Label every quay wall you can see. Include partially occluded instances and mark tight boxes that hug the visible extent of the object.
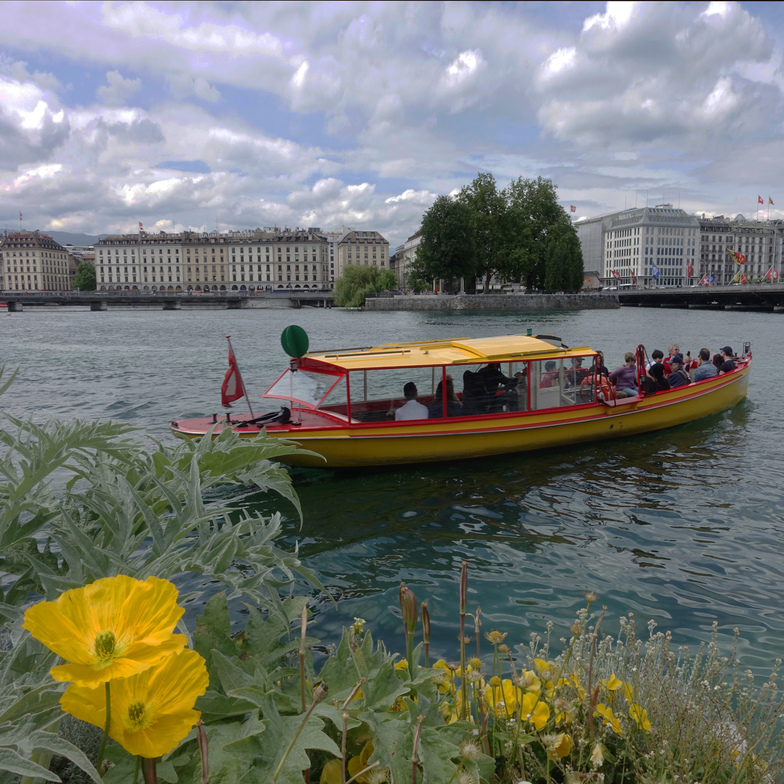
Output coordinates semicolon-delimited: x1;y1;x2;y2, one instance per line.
364;293;619;311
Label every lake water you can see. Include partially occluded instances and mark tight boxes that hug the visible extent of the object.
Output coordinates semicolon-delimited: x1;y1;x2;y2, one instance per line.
2;304;783;671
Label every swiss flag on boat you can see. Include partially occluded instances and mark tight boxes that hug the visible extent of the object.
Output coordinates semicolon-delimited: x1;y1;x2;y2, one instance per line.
221;348;244;408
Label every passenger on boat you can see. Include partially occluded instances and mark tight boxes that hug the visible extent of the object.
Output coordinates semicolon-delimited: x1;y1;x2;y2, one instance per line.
645;349;664;371
428;376;462;418
692;348;718;382
712;353;724;372
588;351;610;377
609;352;638;398
565;357;588;387
476;362;517;412
643;362;670;394
540;360;559;388
666;355;691;387
662;344;680;374
718;346;736;373
395;382;429;421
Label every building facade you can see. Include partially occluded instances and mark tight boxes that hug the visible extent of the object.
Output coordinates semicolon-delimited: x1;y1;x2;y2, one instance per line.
334;230;390;280
94;228;331;292
698;216;783;284
392;229;422;290
0;230;72;292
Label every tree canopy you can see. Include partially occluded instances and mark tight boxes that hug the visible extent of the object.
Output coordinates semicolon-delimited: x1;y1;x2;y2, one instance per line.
333;264;396;307
71;260;96;291
414;172;584;294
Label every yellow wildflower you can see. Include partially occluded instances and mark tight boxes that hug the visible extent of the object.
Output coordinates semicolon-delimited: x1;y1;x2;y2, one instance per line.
484;678;519;719
347;741;376;783
320;759;343;783
594;703;623;736
468;657;482;670
23;575;186;687
602;673;623;692
629;703;652;731
514;669;541;695
623;682;634;702
485;630;507;645
521;691;550;731
61;647;208;758
590;742;605;766
544;732;573;760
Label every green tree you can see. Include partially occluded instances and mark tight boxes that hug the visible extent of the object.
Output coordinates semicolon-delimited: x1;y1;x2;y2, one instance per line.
72;261;97;291
408;196;477;293
504;176;573;291
333;264;396;307
544;221;585;293
457;172;507;293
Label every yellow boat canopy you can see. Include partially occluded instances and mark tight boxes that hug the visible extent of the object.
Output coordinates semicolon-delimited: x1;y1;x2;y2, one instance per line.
302;334;596;371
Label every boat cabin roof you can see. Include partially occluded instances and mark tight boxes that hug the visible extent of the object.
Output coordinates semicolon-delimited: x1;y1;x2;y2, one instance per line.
300;334;595;372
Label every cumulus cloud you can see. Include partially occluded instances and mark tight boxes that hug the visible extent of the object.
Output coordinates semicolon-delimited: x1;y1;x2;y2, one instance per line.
166;72;221;102
96;70;142;106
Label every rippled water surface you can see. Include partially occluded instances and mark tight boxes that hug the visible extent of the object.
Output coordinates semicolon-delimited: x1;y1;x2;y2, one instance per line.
3;305;782;670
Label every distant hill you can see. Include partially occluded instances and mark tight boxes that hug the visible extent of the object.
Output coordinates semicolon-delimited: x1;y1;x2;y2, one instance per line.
46;231;108;247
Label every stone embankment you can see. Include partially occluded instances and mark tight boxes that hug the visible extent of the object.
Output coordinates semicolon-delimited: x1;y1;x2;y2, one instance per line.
364;293;619;311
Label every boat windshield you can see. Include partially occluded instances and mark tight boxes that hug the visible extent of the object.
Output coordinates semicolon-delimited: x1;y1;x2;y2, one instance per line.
264;368;344;409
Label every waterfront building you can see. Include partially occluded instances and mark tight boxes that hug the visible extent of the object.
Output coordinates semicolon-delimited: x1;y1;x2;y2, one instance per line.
393;229;422;290
577;205;700;287
698;215;783;284
334;230;390;280
94;227;331;292
0;230;72;292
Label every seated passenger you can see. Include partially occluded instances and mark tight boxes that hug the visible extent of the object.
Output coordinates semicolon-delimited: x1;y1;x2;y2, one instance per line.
666;354;691;387
643;362;670;394
609;352;639;398
428;377;462;418
565;357;588;387
588;351;610;379
718;346;736;373
540;360;559;388
477;362;517;412
692;348;718;382
712;353;723;372
663;344;681;375
646;349;664;371
395;382;429;421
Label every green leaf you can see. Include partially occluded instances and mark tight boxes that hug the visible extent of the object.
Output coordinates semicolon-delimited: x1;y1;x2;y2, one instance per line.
0;746;61;780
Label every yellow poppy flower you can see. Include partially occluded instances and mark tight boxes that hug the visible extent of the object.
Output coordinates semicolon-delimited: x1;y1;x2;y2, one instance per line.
61;647;208;758
23;575;186;686
320;759;343;784
602;673;623;692
484;678;519;719
594;703;623;736
544;732;573;759
521;691;550;731
629;703;652;731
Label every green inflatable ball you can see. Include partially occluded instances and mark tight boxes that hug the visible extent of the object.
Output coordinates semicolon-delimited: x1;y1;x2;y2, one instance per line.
281;325;309;358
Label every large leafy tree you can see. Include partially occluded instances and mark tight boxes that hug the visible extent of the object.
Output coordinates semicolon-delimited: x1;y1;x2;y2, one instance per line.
544;221;585;293
409;196;477;294
71;261;97;291
456;172;507;293
333;264;396;307
504;176;575;291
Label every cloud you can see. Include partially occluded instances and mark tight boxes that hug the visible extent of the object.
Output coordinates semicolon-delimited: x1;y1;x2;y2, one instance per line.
96;70;142;106
166;72;221;102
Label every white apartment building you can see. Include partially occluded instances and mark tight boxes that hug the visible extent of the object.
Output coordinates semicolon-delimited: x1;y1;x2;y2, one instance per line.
335;230;390;279
699;216;783;284
0;230;72;292
94;228;331;292
393;229;422;290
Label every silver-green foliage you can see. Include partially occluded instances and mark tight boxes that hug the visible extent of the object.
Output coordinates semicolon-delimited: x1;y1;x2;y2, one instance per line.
0;363;325;782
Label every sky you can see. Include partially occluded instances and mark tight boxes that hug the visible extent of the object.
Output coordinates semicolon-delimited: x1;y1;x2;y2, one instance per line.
2;1;784;249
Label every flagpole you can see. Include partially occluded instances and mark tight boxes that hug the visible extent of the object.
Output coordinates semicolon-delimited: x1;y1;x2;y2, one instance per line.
226;336;254;417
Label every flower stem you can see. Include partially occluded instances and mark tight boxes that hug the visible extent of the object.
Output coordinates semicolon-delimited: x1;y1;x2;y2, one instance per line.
96;680;111;774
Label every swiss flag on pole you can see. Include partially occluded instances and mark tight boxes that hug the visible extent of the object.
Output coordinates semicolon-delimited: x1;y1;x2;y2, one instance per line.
221;348;244;407
612;269;621;281
687;261;694;277
769;268;780;282
758;195;764;204
570;205;576;213
699;273;709;286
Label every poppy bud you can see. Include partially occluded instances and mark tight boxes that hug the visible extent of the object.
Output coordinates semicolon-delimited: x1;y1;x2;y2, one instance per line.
399;583;418;633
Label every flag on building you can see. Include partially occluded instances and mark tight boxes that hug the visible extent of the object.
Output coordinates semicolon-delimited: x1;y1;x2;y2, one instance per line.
612;269;621;282
773;269;780;282
570;205;576;213
730;270;741;284
699;273;709;286
221;348;244;408
765;267;780;282
687;261;694;277
652;263;660;281
631;270;637;285
728;249;745;265
139;221;144;231
758;195;764;204
709;274;716;284
740;273;748;284
769;197;775;205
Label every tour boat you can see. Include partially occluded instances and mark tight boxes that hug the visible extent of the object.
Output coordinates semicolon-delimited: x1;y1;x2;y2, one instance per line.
170;330;752;468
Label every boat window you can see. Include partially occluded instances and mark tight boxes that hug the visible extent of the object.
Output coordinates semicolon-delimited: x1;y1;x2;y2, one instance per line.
459;361;528;416
264;368;344;409
529;357;594;410
348;367;439;422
